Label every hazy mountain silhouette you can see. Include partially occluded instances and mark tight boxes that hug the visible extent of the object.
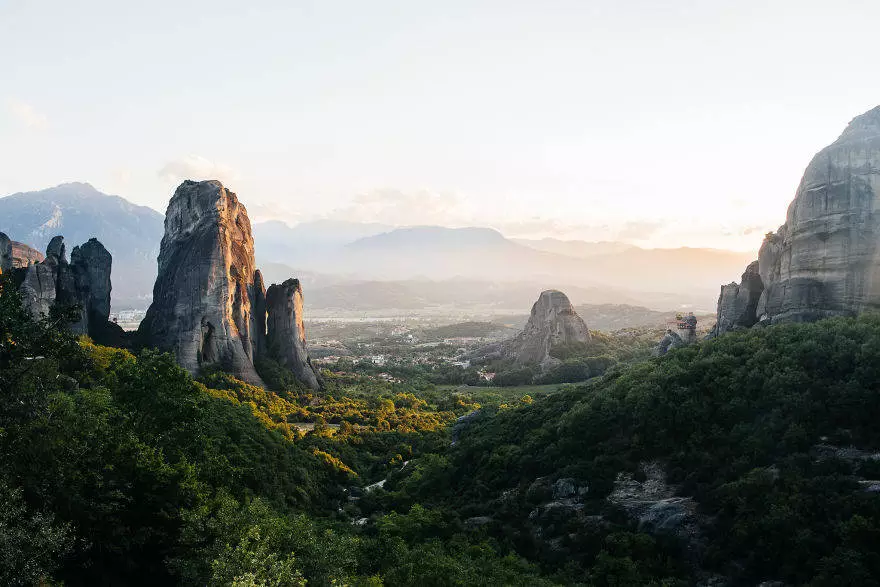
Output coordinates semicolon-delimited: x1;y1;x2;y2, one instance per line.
0;182;163;307
253;219;393;263
2;187;752;311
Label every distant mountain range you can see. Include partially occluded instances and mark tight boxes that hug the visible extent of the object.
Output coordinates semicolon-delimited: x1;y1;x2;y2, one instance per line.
2;183;753;312
254;222;752;307
0;183;164;306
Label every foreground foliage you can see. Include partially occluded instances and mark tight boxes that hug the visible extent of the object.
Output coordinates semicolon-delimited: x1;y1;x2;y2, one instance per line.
6;268;880;584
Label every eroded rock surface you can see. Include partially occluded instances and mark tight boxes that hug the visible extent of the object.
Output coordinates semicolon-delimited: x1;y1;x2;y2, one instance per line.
10;240;44;268
0;232;11;273
608;462;703;548
7;234;116;340
138;180;264;386
508;290;591;368
266;278;321;390
70;239;113;335
717;105;880;333
714;261;763;334
138;180;322;390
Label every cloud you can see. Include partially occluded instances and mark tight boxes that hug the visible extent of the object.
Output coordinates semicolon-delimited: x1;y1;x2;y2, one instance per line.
7;98;48;130
158;155;240;185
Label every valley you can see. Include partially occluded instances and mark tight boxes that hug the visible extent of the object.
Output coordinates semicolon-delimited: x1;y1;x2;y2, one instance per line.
4;3;880;584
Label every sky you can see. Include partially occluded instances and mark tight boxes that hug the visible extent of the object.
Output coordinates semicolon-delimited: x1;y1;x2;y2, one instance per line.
2;0;879;251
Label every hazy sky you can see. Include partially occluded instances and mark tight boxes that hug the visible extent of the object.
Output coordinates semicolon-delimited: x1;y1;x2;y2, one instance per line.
2;0;879;251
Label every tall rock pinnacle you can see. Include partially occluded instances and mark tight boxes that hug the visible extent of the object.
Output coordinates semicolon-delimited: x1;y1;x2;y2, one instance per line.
266;279;322;391
138;180;322;390
716;105;880;333
138;180;264;385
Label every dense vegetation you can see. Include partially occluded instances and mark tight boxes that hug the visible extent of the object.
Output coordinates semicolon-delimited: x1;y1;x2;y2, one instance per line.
487;329;658;386
388;315;880;584
0;276;544;585
5;267;880;584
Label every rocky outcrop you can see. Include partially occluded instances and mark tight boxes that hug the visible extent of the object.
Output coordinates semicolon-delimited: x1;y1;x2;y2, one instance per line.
716;105;880;334
510;290;591;368
6;234;117;340
0;232;11;274
10;240;44;268
138;180;322;390
714;261;763;334
265;279;321;390
656;329;684;356
19;260;57;317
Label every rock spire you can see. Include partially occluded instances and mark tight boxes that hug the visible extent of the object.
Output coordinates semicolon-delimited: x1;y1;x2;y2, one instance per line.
137;180;321;390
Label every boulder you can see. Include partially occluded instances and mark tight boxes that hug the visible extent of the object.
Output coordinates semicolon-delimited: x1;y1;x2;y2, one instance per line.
137;180;265;386
265;278;321;390
657;329;683;356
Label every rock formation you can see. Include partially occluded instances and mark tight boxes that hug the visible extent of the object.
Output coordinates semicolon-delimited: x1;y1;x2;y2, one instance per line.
716;105;880;334
2;232;117;340
138;180;322;390
0;232;11;274
137;180;264;385
266;279;322;390
503;290;591;368
10;240;44;268
715;261;763;334
70;239;113;336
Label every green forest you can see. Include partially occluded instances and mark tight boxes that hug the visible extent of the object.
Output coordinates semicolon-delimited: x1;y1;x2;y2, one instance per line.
4;272;880;586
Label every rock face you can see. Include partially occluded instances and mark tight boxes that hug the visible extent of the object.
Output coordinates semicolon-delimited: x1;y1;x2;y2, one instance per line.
716;105;880;334
510;290;591;368
266;279;322;390
0;232;11;274
5;233;116;339
71;239;113;335
138;180;321;390
715;261;763;334
10;240;44;268
137;180;265;386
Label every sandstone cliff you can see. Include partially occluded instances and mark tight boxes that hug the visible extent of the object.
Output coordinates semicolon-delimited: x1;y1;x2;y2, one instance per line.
138;180;321;390
716;105;880;334
509;290;591;368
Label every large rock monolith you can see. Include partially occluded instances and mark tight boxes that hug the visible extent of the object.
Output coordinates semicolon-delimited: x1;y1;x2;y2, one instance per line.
137;180;265;386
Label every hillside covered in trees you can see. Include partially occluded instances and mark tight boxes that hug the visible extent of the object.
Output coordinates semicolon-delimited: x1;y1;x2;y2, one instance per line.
4;270;880;585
